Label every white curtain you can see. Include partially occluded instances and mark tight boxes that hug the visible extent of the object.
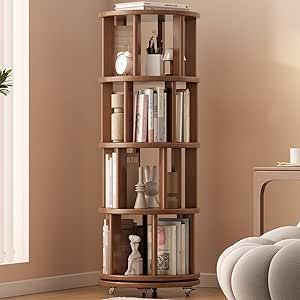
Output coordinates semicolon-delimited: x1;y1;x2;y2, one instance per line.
0;0;29;265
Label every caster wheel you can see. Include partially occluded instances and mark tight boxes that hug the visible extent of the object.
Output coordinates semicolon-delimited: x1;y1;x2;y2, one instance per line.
108;287;116;296
152;288;158;298
140;288;148;298
183;288;194;297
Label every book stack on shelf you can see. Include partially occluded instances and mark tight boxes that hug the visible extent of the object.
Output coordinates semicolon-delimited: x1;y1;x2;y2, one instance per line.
148;217;189;275
114;1;189;11
133;88;167;143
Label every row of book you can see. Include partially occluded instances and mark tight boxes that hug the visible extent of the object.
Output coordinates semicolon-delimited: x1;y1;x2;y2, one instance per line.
102;217;190;276
148;217;189;275
133;88;167;143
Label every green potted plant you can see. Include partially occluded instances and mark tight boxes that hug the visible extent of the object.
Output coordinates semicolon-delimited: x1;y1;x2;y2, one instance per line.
0;68;12;96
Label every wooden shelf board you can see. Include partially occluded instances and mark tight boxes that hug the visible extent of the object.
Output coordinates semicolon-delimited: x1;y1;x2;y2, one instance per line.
98;208;200;215
99;75;199;83
99;279;200;288
99;10;200;18
98;142;200;149
99;273;200;282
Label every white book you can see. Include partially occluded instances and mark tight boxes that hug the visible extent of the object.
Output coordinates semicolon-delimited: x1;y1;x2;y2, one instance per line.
144;89;154;142
157;88;166;142
112;152;118;208
181;223;186;274
183;89;190;143
159;219;182;274
164;92;167;142
103;220;109;274
157;225;177;275
136;94;148;142
114;2;189;10
153;91;158;142
133;93;137;142
105;154;112;208
176;92;184;142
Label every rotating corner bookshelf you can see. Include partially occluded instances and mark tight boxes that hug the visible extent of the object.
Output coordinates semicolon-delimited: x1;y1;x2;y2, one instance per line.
98;8;200;298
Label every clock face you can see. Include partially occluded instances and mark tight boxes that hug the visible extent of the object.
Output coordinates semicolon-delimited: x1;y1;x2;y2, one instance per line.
116;54;127;75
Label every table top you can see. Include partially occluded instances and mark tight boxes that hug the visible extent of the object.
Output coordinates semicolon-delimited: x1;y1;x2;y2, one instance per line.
254;166;300;171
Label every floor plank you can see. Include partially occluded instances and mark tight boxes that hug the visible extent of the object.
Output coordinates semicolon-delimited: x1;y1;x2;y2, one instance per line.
8;286;225;300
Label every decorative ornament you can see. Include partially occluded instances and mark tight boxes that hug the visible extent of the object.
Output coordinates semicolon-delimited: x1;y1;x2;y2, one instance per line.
144;166;159;208
134;167;147;209
124;235;143;276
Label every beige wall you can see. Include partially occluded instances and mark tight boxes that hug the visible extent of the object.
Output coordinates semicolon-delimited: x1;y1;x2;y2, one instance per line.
2;0;300;283
0;0;109;282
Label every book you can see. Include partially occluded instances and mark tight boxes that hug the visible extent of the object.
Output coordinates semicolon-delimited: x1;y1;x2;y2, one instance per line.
147;225;152;274
158;219;182;274
153;91;158;142
157;225;177;275
114;2;189;11
144;89;154;143
112;152;118;208
133;94;137;142
176;91;184;142
183;89;190;143
105;154;112;208
136;94;148;142
103;219;109;274
157;88;166;142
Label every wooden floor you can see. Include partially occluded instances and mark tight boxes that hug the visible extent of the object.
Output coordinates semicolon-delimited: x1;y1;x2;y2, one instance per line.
9;286;225;300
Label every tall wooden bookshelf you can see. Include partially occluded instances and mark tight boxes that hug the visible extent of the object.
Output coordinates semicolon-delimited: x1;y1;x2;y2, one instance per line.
98;8;200;298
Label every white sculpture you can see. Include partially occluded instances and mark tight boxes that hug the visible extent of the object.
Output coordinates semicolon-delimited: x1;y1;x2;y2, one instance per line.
144;166;159;208
134;167;147;209
125;235;143;276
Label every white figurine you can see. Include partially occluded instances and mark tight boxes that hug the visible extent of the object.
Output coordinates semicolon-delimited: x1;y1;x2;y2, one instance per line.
144;166;159;208
134;167;147;209
124;235;143;276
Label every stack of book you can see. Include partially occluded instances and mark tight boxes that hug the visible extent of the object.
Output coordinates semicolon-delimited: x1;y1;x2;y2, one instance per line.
175;89;190;142
114;2;189;11
133;88;167;143
147;217;190;275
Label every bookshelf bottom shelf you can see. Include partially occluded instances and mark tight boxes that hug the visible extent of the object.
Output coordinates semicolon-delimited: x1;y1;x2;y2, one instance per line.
99;273;200;289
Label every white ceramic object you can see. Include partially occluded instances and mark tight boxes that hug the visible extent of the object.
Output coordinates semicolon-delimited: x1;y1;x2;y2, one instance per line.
144;166;159;208
134;167;147;209
125;235;143;276
115;51;133;75
111;93;124;142
145;54;162;76
290;148;300;164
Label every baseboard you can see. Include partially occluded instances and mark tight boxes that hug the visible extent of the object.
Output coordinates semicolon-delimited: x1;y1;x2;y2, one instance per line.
0;271;219;298
0;271;99;299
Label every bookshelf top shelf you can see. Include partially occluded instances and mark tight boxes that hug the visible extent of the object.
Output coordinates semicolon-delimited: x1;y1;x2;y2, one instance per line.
99;76;199;83
99;9;200;18
98;208;200;215
98;142;200;149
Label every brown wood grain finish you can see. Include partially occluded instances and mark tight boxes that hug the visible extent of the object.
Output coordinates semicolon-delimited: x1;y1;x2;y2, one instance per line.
133;15;141;76
166;81;177;142
102;17;114;76
171;149;182;208
173;16;184;76
99;75;199;83
115;148;127;208
184;17;197;76
124;82;133;142
152;215;158;276
101;83;113;142
116;15;127;26
187;82;198;142
109;215;121;274
159;148;168;209
185;149;197;208
99;10;200;18
99;273;200;282
98;208;200;215
98;142;200;149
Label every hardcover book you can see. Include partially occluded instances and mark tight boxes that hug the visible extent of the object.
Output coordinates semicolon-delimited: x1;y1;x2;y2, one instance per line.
136;94;148;142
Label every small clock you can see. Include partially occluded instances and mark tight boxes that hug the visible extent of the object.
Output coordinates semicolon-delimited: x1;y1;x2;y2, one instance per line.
115;51;133;75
